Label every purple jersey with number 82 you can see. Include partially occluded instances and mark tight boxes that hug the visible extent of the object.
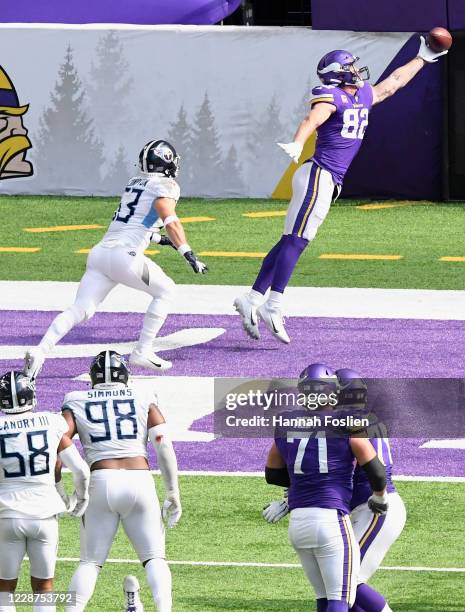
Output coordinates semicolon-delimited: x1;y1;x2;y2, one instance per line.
275;432;355;514
309;83;374;185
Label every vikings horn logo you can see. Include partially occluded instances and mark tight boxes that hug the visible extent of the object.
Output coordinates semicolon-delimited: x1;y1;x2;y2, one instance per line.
0;66;33;180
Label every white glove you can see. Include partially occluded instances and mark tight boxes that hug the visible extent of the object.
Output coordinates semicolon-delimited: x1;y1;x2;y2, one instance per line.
55;480;77;513
262;498;289;523
418;35;448;63
68;492;89;518
162;491;182;528
367;493;389;515
277;141;303;164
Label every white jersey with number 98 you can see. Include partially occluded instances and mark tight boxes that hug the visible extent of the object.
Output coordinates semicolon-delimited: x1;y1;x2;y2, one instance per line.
62;385;156;468
101;173;180;251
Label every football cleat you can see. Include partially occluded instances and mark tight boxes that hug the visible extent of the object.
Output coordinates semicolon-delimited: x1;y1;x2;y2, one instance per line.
23;347;45;381
129;349;172;371
123;575;144;612
257;304;290;344
233;294;260;340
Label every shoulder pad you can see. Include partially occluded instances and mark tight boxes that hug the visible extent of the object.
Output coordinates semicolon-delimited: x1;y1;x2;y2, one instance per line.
310;85;338;106
62;390;87;404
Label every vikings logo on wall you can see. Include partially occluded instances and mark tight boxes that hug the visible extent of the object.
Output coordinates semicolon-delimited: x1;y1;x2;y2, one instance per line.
0;65;33;180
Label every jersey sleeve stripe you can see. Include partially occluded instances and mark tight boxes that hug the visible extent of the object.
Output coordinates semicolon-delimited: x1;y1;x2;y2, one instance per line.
310;96;335;105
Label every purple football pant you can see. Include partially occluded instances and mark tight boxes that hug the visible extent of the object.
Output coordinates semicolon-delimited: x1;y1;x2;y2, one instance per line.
252;234;308;295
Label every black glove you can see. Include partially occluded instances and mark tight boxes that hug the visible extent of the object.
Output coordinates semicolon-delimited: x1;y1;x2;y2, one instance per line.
159;235;176;249
367;493;389;515
184;250;208;274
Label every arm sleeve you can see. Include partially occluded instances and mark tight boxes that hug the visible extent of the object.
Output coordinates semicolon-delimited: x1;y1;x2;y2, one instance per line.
361;456;386;492
148;423;179;494
59;445;90;499
265;466;290;487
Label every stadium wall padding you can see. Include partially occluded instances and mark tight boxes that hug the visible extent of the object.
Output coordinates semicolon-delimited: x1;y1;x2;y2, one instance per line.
312;0;450;32
0;0;241;25
0;25;439;199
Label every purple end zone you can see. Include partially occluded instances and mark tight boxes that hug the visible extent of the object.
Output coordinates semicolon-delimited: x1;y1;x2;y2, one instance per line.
1;309;464;476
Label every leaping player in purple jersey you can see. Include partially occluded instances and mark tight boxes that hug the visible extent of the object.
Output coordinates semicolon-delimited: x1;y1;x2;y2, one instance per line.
234;36;448;344
336;368;406;612
264;364;389;612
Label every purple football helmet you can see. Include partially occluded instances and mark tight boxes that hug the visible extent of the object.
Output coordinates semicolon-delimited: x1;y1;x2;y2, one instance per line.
336;368;368;409
297;363;339;399
317;50;370;88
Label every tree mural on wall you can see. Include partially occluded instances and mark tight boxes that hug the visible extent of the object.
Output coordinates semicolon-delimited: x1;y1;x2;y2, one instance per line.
167;104;193;192
102;145;131;193
88;31;133;179
247;95;286;195
34;46;104;192
190;92;223;196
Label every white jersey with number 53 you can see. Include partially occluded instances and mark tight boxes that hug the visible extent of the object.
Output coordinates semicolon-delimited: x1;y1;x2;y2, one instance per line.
0;411;68;518
62;385;157;467
101;173;180;252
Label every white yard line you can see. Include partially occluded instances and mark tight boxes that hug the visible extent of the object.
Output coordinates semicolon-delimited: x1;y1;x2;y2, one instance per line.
1;281;465;320
53;557;465;572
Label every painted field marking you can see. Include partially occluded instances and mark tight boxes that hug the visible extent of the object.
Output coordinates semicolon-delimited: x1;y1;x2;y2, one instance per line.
0;247;41;253
440;257;465;262
179;216;215;223
318;254;402;261
52;557;465;572
75;248;160;255
24;224;103;233
198;251;267;258
357;202;433;210
242;211;286;218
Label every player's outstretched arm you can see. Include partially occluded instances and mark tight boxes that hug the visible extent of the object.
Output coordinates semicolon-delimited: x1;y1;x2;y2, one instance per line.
372;36;448;105
278;102;335;163
155;197;208;274
148;405;182;528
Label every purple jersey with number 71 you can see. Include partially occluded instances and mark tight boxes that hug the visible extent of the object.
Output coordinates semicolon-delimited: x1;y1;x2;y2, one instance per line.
275;430;355;514
309;82;374;185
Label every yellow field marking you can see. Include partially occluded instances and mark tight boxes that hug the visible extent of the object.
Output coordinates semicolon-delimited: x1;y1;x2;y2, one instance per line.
439;256;465;262
199;251;267;258
319;254;402;261
0;247;41;253
179;216;215;223
357;201;433;210
76;249;160;255
242;211;287;218
24;224;103;233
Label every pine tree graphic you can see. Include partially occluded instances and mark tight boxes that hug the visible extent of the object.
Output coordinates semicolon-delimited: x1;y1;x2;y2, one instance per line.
247;95;285;195
220;145;246;197
88;31;133;165
103;145;131;194
167;104;193;192
190;92;223;196
34;45;104;192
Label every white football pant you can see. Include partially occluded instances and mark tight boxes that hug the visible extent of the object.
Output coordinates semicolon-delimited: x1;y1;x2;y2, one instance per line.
288;507;359;607
284;161;340;241
351;492;407;583
0;517;58;580
39;244;176;354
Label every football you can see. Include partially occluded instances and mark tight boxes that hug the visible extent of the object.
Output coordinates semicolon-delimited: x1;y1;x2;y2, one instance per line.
426;26;453;52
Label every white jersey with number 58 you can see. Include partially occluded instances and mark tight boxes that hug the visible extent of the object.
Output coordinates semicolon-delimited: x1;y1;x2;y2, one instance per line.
101;173;180;251
62;385;157;468
0;411;68;518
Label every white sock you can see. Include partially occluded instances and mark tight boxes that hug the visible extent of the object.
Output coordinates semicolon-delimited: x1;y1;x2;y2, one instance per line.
145;558;172;612
382;605;393;612
267;290;283;309
65;562;101;612
136;298;168;353
33;605;55;612
39;305;85;354
0;601;16;612
247;289;264;306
